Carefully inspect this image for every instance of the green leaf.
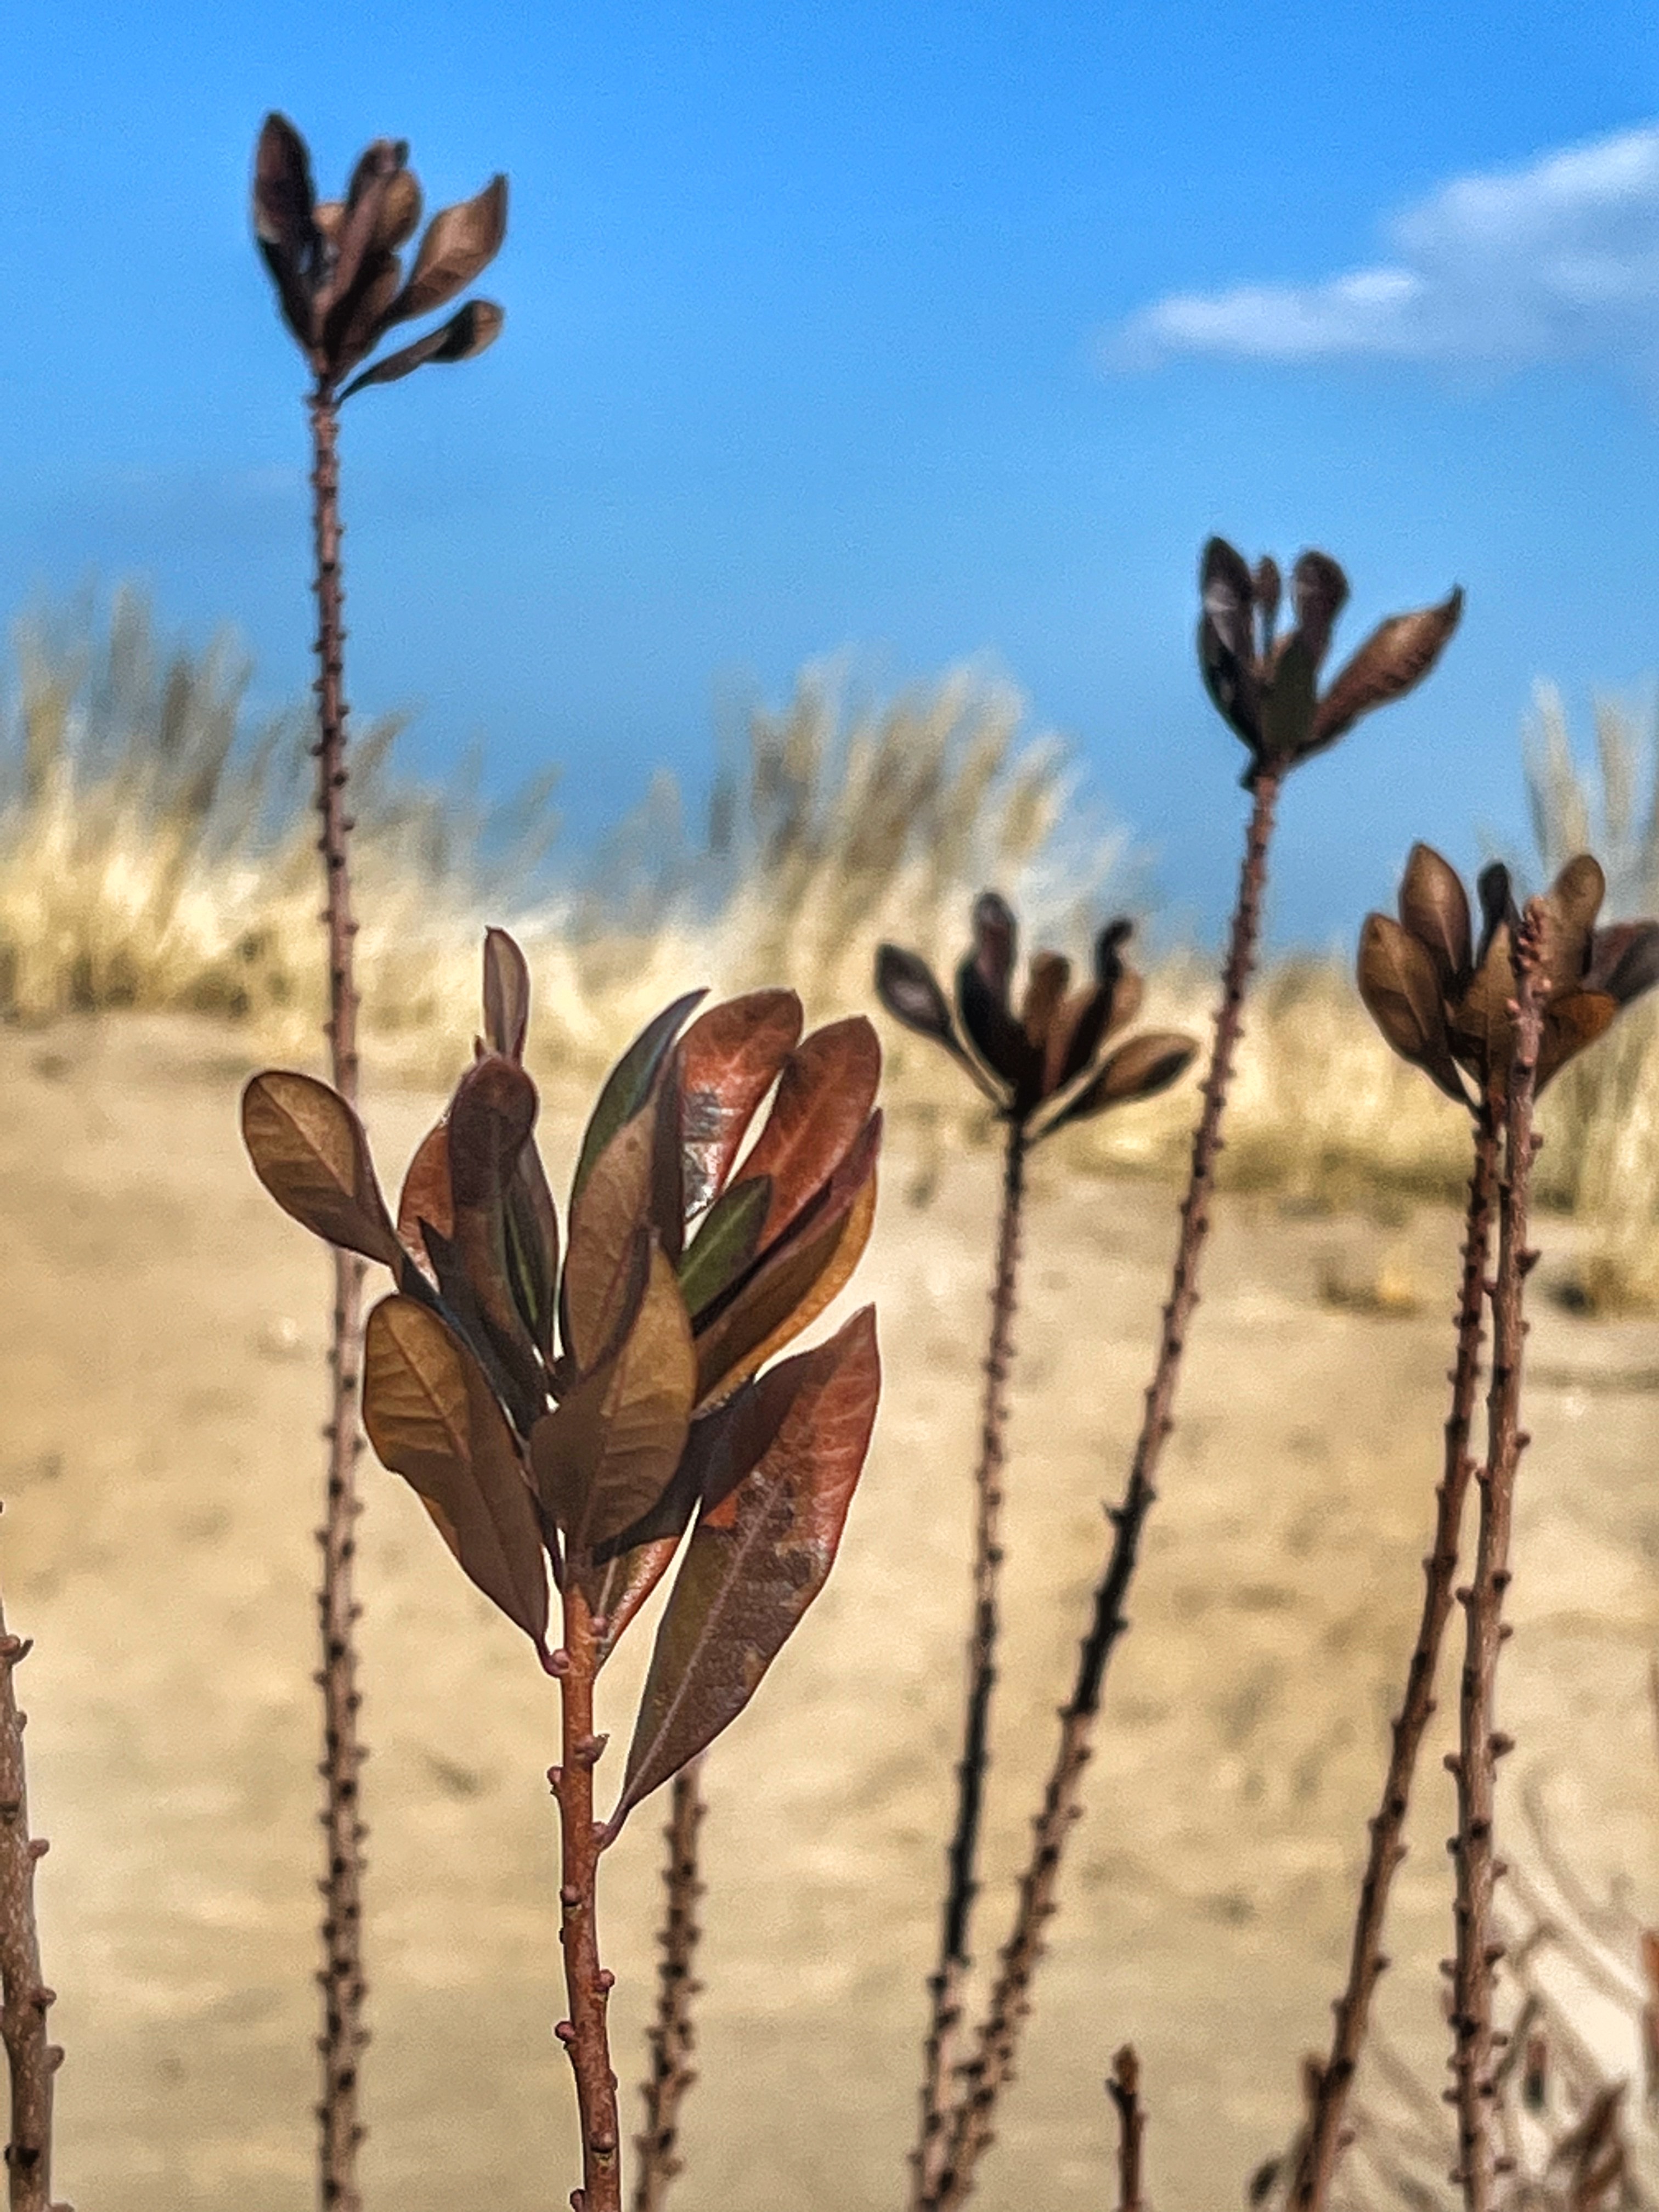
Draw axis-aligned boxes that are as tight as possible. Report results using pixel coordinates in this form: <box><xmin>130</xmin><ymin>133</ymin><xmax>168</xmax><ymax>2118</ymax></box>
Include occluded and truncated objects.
<box><xmin>362</xmin><ymin>1295</ymin><xmax>550</xmax><ymax>1657</ymax></box>
<box><xmin>677</xmin><ymin>1176</ymin><xmax>771</xmax><ymax>1321</ymax></box>
<box><xmin>571</xmin><ymin>992</ymin><xmax>706</xmax><ymax>1210</ymax></box>
<box><xmin>241</xmin><ymin>1070</ymin><xmax>403</xmax><ymax>1268</ymax></box>
<box><xmin>611</xmin><ymin>1307</ymin><xmax>879</xmax><ymax>1827</ymax></box>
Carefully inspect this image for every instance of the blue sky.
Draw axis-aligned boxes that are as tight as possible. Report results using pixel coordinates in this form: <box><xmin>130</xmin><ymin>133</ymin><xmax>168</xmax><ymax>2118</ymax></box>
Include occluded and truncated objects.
<box><xmin>4</xmin><ymin>0</ymin><xmax>1658</xmax><ymax>941</ymax></box>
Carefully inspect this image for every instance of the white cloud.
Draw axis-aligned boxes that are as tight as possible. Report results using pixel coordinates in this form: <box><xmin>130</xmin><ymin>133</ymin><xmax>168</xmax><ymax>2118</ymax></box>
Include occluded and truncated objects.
<box><xmin>1111</xmin><ymin>122</ymin><xmax>1659</xmax><ymax>376</ymax></box>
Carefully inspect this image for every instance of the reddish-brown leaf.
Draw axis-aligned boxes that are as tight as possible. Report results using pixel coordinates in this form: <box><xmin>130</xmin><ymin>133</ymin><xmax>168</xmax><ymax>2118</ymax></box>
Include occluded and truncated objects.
<box><xmin>387</xmin><ymin>176</ymin><xmax>509</xmax><ymax>326</ymax></box>
<box><xmin>1541</xmin><ymin>853</ymin><xmax>1605</xmax><ymax>993</ymax></box>
<box><xmin>1289</xmin><ymin>549</ymin><xmax>1350</xmax><ymax>667</ymax></box>
<box><xmin>592</xmin><ymin>1537</ymin><xmax>681</xmax><ymax>1669</ymax></box>
<box><xmin>1358</xmin><ymin>913</ymin><xmax>1467</xmax><ymax>1103</ymax></box>
<box><xmin>1045</xmin><ymin>1030</ymin><xmax>1199</xmax><ymax>1128</ymax></box>
<box><xmin>362</xmin><ymin>1295</ymin><xmax>550</xmax><ymax>1656</ymax></box>
<box><xmin>482</xmin><ymin>927</ymin><xmax>532</xmax><ymax>1060</ymax></box>
<box><xmin>397</xmin><ymin>1118</ymin><xmax>453</xmax><ymax>1278</ymax></box>
<box><xmin>1537</xmin><ymin>990</ymin><xmax>1617</xmax><ymax>1090</ymax></box>
<box><xmin>1588</xmin><ymin>920</ymin><xmax>1659</xmax><ymax>1007</ymax></box>
<box><xmin>969</xmin><ymin>891</ymin><xmax>1017</xmax><ymax>1003</ymax></box>
<box><xmin>1308</xmin><ymin>589</ymin><xmax>1464</xmax><ymax>749</ymax></box>
<box><xmin>339</xmin><ymin>298</ymin><xmax>505</xmax><ymax>400</ymax></box>
<box><xmin>1019</xmin><ymin>951</ymin><xmax>1070</xmax><ymax>1052</ymax></box>
<box><xmin>531</xmin><ymin>1244</ymin><xmax>694</xmax><ymax>1565</ymax></box>
<box><xmin>676</xmin><ymin>989</ymin><xmax>802</xmax><ymax>1216</ymax></box>
<box><xmin>242</xmin><ymin>1070</ymin><xmax>403</xmax><ymax>1267</ymax></box>
<box><xmin>611</xmin><ymin>1306</ymin><xmax>879</xmax><ymax>1824</ymax></box>
<box><xmin>252</xmin><ymin>114</ymin><xmax>319</xmax><ymax>346</ymax></box>
<box><xmin>733</xmin><ymin>1017</ymin><xmax>881</xmax><ymax>1249</ymax></box>
<box><xmin>563</xmin><ymin>1103</ymin><xmax>664</xmax><ymax>1373</ymax></box>
<box><xmin>1398</xmin><ymin>842</ymin><xmax>1472</xmax><ymax>991</ymax></box>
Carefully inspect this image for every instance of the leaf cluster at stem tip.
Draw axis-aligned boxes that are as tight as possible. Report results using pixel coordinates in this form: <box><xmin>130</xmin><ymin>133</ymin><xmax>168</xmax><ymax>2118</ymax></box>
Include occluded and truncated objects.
<box><xmin>253</xmin><ymin>112</ymin><xmax>507</xmax><ymax>400</ymax></box>
<box><xmin>240</xmin><ymin>929</ymin><xmax>883</xmax><ymax>1826</ymax></box>
<box><xmin>1358</xmin><ymin>843</ymin><xmax>1659</xmax><ymax>1111</ymax></box>
<box><xmin>1197</xmin><ymin>538</ymin><xmax>1463</xmax><ymax>786</ymax></box>
<box><xmin>874</xmin><ymin>893</ymin><xmax>1198</xmax><ymax>1137</ymax></box>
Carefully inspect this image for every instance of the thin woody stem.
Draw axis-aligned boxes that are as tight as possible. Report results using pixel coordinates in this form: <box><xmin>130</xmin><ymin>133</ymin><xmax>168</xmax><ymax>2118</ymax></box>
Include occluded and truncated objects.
<box><xmin>1106</xmin><ymin>2046</ymin><xmax>1144</xmax><ymax>2212</ymax></box>
<box><xmin>1447</xmin><ymin>919</ymin><xmax>1544</xmax><ymax>2209</ymax></box>
<box><xmin>928</xmin><ymin>770</ymin><xmax>1282</xmax><ymax>2210</ymax></box>
<box><xmin>308</xmin><ymin>386</ymin><xmax>370</xmax><ymax>2212</ymax></box>
<box><xmin>912</xmin><ymin>1116</ymin><xmax>1029</xmax><ymax>2206</ymax></box>
<box><xmin>1293</xmin><ymin>1108</ymin><xmax>1500</xmax><ymax>2209</ymax></box>
<box><xmin>0</xmin><ymin>1567</ymin><xmax>65</xmax><ymax>2212</ymax></box>
<box><xmin>553</xmin><ymin>1588</ymin><xmax>623</xmax><ymax>2212</ymax></box>
<box><xmin>631</xmin><ymin>1760</ymin><xmax>706</xmax><ymax>2212</ymax></box>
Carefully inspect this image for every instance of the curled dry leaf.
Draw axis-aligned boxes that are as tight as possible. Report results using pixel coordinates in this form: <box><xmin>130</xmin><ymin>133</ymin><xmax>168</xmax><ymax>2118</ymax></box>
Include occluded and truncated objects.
<box><xmin>339</xmin><ymin>299</ymin><xmax>505</xmax><ymax>400</ymax></box>
<box><xmin>363</xmin><ymin>1295</ymin><xmax>550</xmax><ymax>1655</ymax></box>
<box><xmin>241</xmin><ymin>1070</ymin><xmax>403</xmax><ymax>1267</ymax></box>
<box><xmin>873</xmin><ymin>944</ymin><xmax>956</xmax><ymax>1049</ymax></box>
<box><xmin>611</xmin><ymin>1306</ymin><xmax>880</xmax><ymax>1825</ymax></box>
<box><xmin>1046</xmin><ymin>1030</ymin><xmax>1200</xmax><ymax>1128</ymax></box>
<box><xmin>1308</xmin><ymin>589</ymin><xmax>1465</xmax><ymax>751</ymax></box>
<box><xmin>387</xmin><ymin>176</ymin><xmax>509</xmax><ymax>328</ymax></box>
<box><xmin>1357</xmin><ymin>914</ymin><xmax>1466</xmax><ymax>1103</ymax></box>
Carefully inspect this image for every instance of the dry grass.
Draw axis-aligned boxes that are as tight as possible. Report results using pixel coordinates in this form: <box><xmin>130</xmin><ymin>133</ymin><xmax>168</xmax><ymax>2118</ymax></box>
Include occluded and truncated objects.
<box><xmin>3</xmin><ymin>597</ymin><xmax>1656</xmax><ymax>1262</ymax></box>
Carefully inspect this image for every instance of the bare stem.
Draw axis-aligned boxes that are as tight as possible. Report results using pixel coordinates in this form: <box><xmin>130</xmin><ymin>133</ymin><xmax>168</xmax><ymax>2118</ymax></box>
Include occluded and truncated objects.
<box><xmin>0</xmin><ymin>1571</ymin><xmax>65</xmax><ymax>2212</ymax></box>
<box><xmin>928</xmin><ymin>770</ymin><xmax>1282</xmax><ymax>2210</ymax></box>
<box><xmin>308</xmin><ymin>387</ymin><xmax>370</xmax><ymax>2212</ymax></box>
<box><xmin>553</xmin><ymin>1589</ymin><xmax>623</xmax><ymax>2212</ymax></box>
<box><xmin>1293</xmin><ymin>1109</ymin><xmax>1501</xmax><ymax>2209</ymax></box>
<box><xmin>912</xmin><ymin>1117</ymin><xmax>1029</xmax><ymax>2205</ymax></box>
<box><xmin>631</xmin><ymin>1759</ymin><xmax>706</xmax><ymax>2212</ymax></box>
<box><xmin>1447</xmin><ymin>919</ymin><xmax>1544</xmax><ymax>2209</ymax></box>
<box><xmin>1106</xmin><ymin>2046</ymin><xmax>1144</xmax><ymax>2212</ymax></box>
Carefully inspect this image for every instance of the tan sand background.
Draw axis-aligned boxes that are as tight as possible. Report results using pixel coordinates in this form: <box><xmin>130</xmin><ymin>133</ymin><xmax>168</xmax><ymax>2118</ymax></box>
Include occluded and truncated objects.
<box><xmin>2</xmin><ymin>1014</ymin><xmax>1654</xmax><ymax>2209</ymax></box>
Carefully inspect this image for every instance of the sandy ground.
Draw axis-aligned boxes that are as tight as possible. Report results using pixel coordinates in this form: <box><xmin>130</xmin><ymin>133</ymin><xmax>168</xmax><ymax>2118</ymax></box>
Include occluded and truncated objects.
<box><xmin>1</xmin><ymin>1013</ymin><xmax>1655</xmax><ymax>2211</ymax></box>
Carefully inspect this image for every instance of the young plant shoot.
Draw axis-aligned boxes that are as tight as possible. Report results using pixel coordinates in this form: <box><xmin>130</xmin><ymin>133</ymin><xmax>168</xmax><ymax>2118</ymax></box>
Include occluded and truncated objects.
<box><xmin>875</xmin><ymin>899</ymin><xmax>1197</xmax><ymax>2202</ymax></box>
<box><xmin>242</xmin><ymin>933</ymin><xmax>882</xmax><ymax>2212</ymax></box>
<box><xmin>251</xmin><ymin>112</ymin><xmax>507</xmax><ymax>2205</ymax></box>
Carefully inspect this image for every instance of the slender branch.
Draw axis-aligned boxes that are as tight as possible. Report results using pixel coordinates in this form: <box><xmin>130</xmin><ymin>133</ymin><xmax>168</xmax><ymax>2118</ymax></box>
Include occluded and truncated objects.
<box><xmin>552</xmin><ymin>1589</ymin><xmax>623</xmax><ymax>2212</ymax></box>
<box><xmin>928</xmin><ymin>769</ymin><xmax>1282</xmax><ymax>2210</ymax></box>
<box><xmin>912</xmin><ymin>1117</ymin><xmax>1029</xmax><ymax>2205</ymax></box>
<box><xmin>1292</xmin><ymin>1109</ymin><xmax>1501</xmax><ymax>2208</ymax></box>
<box><xmin>1105</xmin><ymin>2046</ymin><xmax>1144</xmax><ymax>2212</ymax></box>
<box><xmin>308</xmin><ymin>386</ymin><xmax>370</xmax><ymax>2212</ymax></box>
<box><xmin>0</xmin><ymin>1570</ymin><xmax>65</xmax><ymax>2212</ymax></box>
<box><xmin>631</xmin><ymin>1759</ymin><xmax>706</xmax><ymax>2212</ymax></box>
<box><xmin>1447</xmin><ymin>912</ymin><xmax>1545</xmax><ymax>2209</ymax></box>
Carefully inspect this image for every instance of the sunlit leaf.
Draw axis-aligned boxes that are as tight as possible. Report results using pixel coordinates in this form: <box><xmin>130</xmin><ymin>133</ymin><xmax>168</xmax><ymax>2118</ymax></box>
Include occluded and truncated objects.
<box><xmin>1398</xmin><ymin>843</ymin><xmax>1471</xmax><ymax>992</ymax></box>
<box><xmin>397</xmin><ymin>1118</ymin><xmax>453</xmax><ymax>1279</ymax></box>
<box><xmin>242</xmin><ymin>1070</ymin><xmax>403</xmax><ymax>1267</ymax></box>
<box><xmin>611</xmin><ymin>1307</ymin><xmax>879</xmax><ymax>1825</ymax></box>
<box><xmin>531</xmin><ymin>1244</ymin><xmax>695</xmax><ymax>1561</ymax></box>
<box><xmin>1537</xmin><ymin>990</ymin><xmax>1617</xmax><ymax>1091</ymax></box>
<box><xmin>1019</xmin><ymin>951</ymin><xmax>1070</xmax><ymax>1052</ymax></box>
<box><xmin>678</xmin><ymin>1176</ymin><xmax>772</xmax><ymax>1321</ymax></box>
<box><xmin>676</xmin><ymin>990</ymin><xmax>803</xmax><ymax>1215</ymax></box>
<box><xmin>1357</xmin><ymin>915</ymin><xmax>1466</xmax><ymax>1103</ymax></box>
<box><xmin>1043</xmin><ymin>1031</ymin><xmax>1199</xmax><ymax>1130</ymax></box>
<box><xmin>1448</xmin><ymin>918</ymin><xmax>1515</xmax><ymax>1092</ymax></box>
<box><xmin>733</xmin><ymin>1017</ymin><xmax>881</xmax><ymax>1249</ymax></box>
<box><xmin>362</xmin><ymin>1295</ymin><xmax>550</xmax><ymax>1655</ymax></box>
<box><xmin>571</xmin><ymin>992</ymin><xmax>706</xmax><ymax>1210</ymax></box>
<box><xmin>387</xmin><ymin>176</ymin><xmax>509</xmax><ymax>326</ymax></box>
<box><xmin>1541</xmin><ymin>854</ymin><xmax>1605</xmax><ymax>993</ymax></box>
<box><xmin>1307</xmin><ymin>589</ymin><xmax>1464</xmax><ymax>752</ymax></box>
<box><xmin>338</xmin><ymin>299</ymin><xmax>504</xmax><ymax>400</ymax></box>
<box><xmin>482</xmin><ymin>927</ymin><xmax>531</xmax><ymax>1060</ymax></box>
<box><xmin>693</xmin><ymin>1119</ymin><xmax>879</xmax><ymax>1406</ymax></box>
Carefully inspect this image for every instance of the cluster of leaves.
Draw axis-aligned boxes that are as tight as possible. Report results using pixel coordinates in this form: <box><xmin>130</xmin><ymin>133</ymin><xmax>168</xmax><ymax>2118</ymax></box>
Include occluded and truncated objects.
<box><xmin>241</xmin><ymin>930</ymin><xmax>882</xmax><ymax>1826</ymax></box>
<box><xmin>1358</xmin><ymin>844</ymin><xmax>1659</xmax><ymax>1108</ymax></box>
<box><xmin>874</xmin><ymin>893</ymin><xmax>1197</xmax><ymax>1137</ymax></box>
<box><xmin>1198</xmin><ymin>539</ymin><xmax>1464</xmax><ymax>782</ymax></box>
<box><xmin>253</xmin><ymin>113</ymin><xmax>506</xmax><ymax>400</ymax></box>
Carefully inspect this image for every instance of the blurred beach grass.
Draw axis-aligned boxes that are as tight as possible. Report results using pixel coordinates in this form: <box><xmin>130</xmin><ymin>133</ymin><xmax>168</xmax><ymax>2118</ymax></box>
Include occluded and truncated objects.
<box><xmin>3</xmin><ymin>590</ymin><xmax>1656</xmax><ymax>1304</ymax></box>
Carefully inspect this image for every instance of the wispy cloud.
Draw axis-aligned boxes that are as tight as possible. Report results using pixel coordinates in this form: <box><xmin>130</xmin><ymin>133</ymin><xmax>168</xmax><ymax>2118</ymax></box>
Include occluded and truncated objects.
<box><xmin>1111</xmin><ymin>122</ymin><xmax>1659</xmax><ymax>378</ymax></box>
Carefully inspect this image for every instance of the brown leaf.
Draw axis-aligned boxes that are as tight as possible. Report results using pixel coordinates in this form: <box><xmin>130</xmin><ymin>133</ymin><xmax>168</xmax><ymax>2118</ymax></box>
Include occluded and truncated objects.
<box><xmin>531</xmin><ymin>1243</ymin><xmax>695</xmax><ymax>1562</ymax></box>
<box><xmin>326</xmin><ymin>251</ymin><xmax>404</xmax><ymax>379</ymax></box>
<box><xmin>591</xmin><ymin>1536</ymin><xmax>682</xmax><ymax>1668</ymax></box>
<box><xmin>242</xmin><ymin>1070</ymin><xmax>403</xmax><ymax>1266</ymax></box>
<box><xmin>320</xmin><ymin>140</ymin><xmax>408</xmax><ymax>335</ymax></box>
<box><xmin>374</xmin><ymin>168</ymin><xmax>422</xmax><ymax>255</ymax></box>
<box><xmin>611</xmin><ymin>1306</ymin><xmax>879</xmax><ymax>1824</ymax></box>
<box><xmin>505</xmin><ymin>1138</ymin><xmax>560</xmax><ymax>1360</ymax></box>
<box><xmin>563</xmin><ymin>1107</ymin><xmax>662</xmax><ymax>1373</ymax></box>
<box><xmin>253</xmin><ymin>115</ymin><xmax>321</xmax><ymax>349</ymax></box>
<box><xmin>1541</xmin><ymin>853</ymin><xmax>1605</xmax><ymax>992</ymax></box>
<box><xmin>1357</xmin><ymin>914</ymin><xmax>1466</xmax><ymax>1102</ymax></box>
<box><xmin>1289</xmin><ymin>550</ymin><xmax>1350</xmax><ymax>667</ymax></box>
<box><xmin>873</xmin><ymin>946</ymin><xmax>958</xmax><ymax>1053</ymax></box>
<box><xmin>1448</xmin><ymin>917</ymin><xmax>1515</xmax><ymax>1091</ymax></box>
<box><xmin>1537</xmin><ymin>990</ymin><xmax>1617</xmax><ymax>1090</ymax></box>
<box><xmin>1398</xmin><ymin>842</ymin><xmax>1471</xmax><ymax>991</ymax></box>
<box><xmin>388</xmin><ymin>176</ymin><xmax>509</xmax><ymax>327</ymax></box>
<box><xmin>676</xmin><ymin>989</ymin><xmax>802</xmax><ymax>1216</ymax></box>
<box><xmin>338</xmin><ymin>298</ymin><xmax>505</xmax><ymax>400</ymax></box>
<box><xmin>1019</xmin><ymin>951</ymin><xmax>1070</xmax><ymax>1052</ymax></box>
<box><xmin>397</xmin><ymin>1118</ymin><xmax>453</xmax><ymax>1278</ymax></box>
<box><xmin>733</xmin><ymin>1017</ymin><xmax>881</xmax><ymax>1249</ymax></box>
<box><xmin>572</xmin><ymin>991</ymin><xmax>706</xmax><ymax>1209</ymax></box>
<box><xmin>1252</xmin><ymin>556</ymin><xmax>1281</xmax><ymax>636</ymax></box>
<box><xmin>443</xmin><ymin>1054</ymin><xmax>548</xmax><ymax>1427</ymax></box>
<box><xmin>968</xmin><ymin>890</ymin><xmax>1017</xmax><ymax>1003</ymax></box>
<box><xmin>1588</xmin><ymin>920</ymin><xmax>1659</xmax><ymax>1006</ymax></box>
<box><xmin>1198</xmin><ymin>538</ymin><xmax>1261</xmax><ymax>749</ymax></box>
<box><xmin>482</xmin><ymin>926</ymin><xmax>531</xmax><ymax>1060</ymax></box>
<box><xmin>693</xmin><ymin>1124</ymin><xmax>878</xmax><ymax>1407</ymax></box>
<box><xmin>1043</xmin><ymin>984</ymin><xmax>1110</xmax><ymax>1097</ymax></box>
<box><xmin>1046</xmin><ymin>1030</ymin><xmax>1198</xmax><ymax>1127</ymax></box>
<box><xmin>362</xmin><ymin>1295</ymin><xmax>550</xmax><ymax>1655</ymax></box>
<box><xmin>1308</xmin><ymin>588</ymin><xmax>1464</xmax><ymax>750</ymax></box>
